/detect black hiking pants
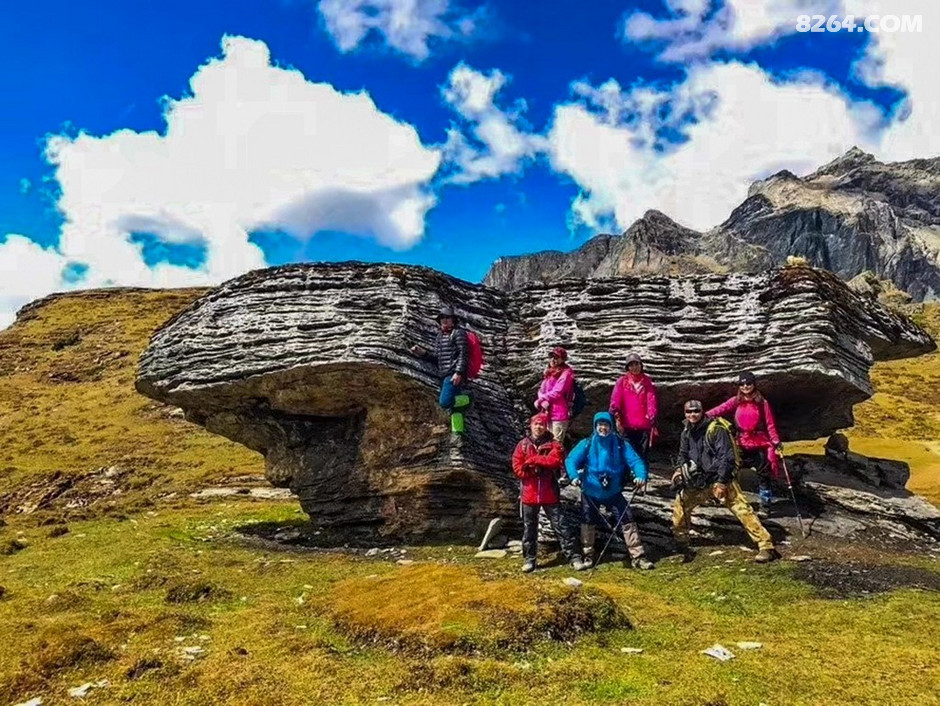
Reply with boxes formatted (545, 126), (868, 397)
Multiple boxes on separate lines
(521, 503), (581, 562)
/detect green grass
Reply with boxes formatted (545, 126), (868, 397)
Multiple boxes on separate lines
(0, 501), (938, 705)
(1, 290), (939, 704)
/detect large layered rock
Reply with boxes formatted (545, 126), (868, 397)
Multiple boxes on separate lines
(136, 263), (934, 543)
(485, 148), (940, 301)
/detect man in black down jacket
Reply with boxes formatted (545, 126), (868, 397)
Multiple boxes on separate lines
(410, 306), (472, 446)
(672, 399), (777, 563)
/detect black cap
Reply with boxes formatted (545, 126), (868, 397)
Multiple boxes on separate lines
(737, 371), (757, 386)
(684, 400), (703, 412)
(437, 306), (457, 321)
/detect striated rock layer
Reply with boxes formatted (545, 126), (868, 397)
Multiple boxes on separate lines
(136, 263), (934, 542)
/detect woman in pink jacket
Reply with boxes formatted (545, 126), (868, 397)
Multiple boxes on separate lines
(706, 371), (783, 511)
(608, 352), (658, 463)
(536, 347), (575, 444)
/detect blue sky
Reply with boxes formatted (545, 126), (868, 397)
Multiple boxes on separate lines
(0, 0), (936, 326)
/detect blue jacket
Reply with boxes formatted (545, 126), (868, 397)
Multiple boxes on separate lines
(566, 411), (648, 500)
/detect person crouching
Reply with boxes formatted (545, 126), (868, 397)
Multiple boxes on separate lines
(511, 413), (590, 573)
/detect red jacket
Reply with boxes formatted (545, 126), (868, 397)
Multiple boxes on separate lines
(511, 433), (565, 505)
(706, 394), (780, 448)
(609, 373), (658, 431)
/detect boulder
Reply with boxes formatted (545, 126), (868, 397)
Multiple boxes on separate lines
(136, 262), (934, 542)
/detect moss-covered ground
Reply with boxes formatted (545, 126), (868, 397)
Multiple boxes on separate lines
(0, 290), (938, 705)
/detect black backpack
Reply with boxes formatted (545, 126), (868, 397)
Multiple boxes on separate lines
(571, 380), (587, 418)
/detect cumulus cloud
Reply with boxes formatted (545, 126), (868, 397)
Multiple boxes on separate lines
(623, 0), (841, 61)
(0, 235), (70, 329)
(554, 0), (940, 232)
(547, 62), (881, 232)
(318, 0), (484, 61)
(0, 35), (441, 328)
(441, 63), (546, 184)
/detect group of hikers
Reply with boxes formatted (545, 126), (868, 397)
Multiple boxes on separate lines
(412, 307), (785, 573)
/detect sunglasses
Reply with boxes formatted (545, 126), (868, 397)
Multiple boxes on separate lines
(684, 409), (703, 414)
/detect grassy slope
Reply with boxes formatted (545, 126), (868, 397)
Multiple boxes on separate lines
(0, 289), (938, 705)
(0, 289), (263, 514)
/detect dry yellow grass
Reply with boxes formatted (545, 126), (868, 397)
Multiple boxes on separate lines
(0, 288), (263, 517)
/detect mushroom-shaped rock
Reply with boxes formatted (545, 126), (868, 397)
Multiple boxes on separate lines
(136, 263), (934, 542)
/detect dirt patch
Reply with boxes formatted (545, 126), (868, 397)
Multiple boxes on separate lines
(0, 538), (27, 555)
(164, 580), (232, 604)
(126, 658), (164, 680)
(794, 560), (940, 598)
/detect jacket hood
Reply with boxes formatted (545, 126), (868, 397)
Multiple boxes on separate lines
(593, 411), (615, 429)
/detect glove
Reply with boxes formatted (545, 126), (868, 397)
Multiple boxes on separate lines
(671, 471), (684, 492)
(571, 477), (582, 488)
(774, 442), (784, 453)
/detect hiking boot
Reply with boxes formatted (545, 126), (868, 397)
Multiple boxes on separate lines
(571, 557), (591, 571)
(674, 543), (696, 563)
(754, 548), (779, 564)
(631, 556), (655, 570)
(521, 559), (536, 573)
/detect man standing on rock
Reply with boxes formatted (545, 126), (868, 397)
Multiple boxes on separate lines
(672, 399), (778, 563)
(410, 306), (472, 447)
(512, 413), (590, 573)
(609, 352), (658, 463)
(566, 412), (654, 570)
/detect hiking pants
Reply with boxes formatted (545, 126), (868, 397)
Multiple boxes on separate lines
(740, 444), (781, 484)
(623, 429), (651, 464)
(672, 479), (773, 551)
(581, 493), (646, 560)
(521, 503), (582, 562)
(439, 377), (471, 433)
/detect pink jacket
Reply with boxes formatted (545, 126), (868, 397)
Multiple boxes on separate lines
(609, 373), (658, 431)
(537, 366), (574, 422)
(707, 395), (780, 448)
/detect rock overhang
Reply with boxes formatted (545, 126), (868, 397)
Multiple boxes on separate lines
(135, 262), (935, 540)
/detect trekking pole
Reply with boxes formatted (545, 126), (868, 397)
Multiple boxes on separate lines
(778, 453), (807, 538)
(589, 487), (639, 574)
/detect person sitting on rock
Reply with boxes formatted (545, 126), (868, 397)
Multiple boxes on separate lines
(535, 346), (576, 445)
(706, 371), (783, 512)
(565, 411), (654, 570)
(410, 306), (472, 447)
(672, 399), (778, 564)
(609, 352), (658, 463)
(512, 413), (590, 573)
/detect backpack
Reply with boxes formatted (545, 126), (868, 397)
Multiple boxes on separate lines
(465, 330), (484, 380)
(570, 380), (587, 418)
(706, 417), (741, 476)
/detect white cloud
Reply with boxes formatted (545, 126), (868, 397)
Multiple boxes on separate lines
(0, 235), (70, 329)
(556, 0), (940, 232)
(548, 61), (881, 232)
(844, 0), (937, 161)
(1, 35), (442, 328)
(440, 63), (546, 184)
(623, 0), (841, 61)
(318, 0), (482, 61)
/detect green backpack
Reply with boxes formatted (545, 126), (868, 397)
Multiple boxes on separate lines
(706, 417), (741, 476)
